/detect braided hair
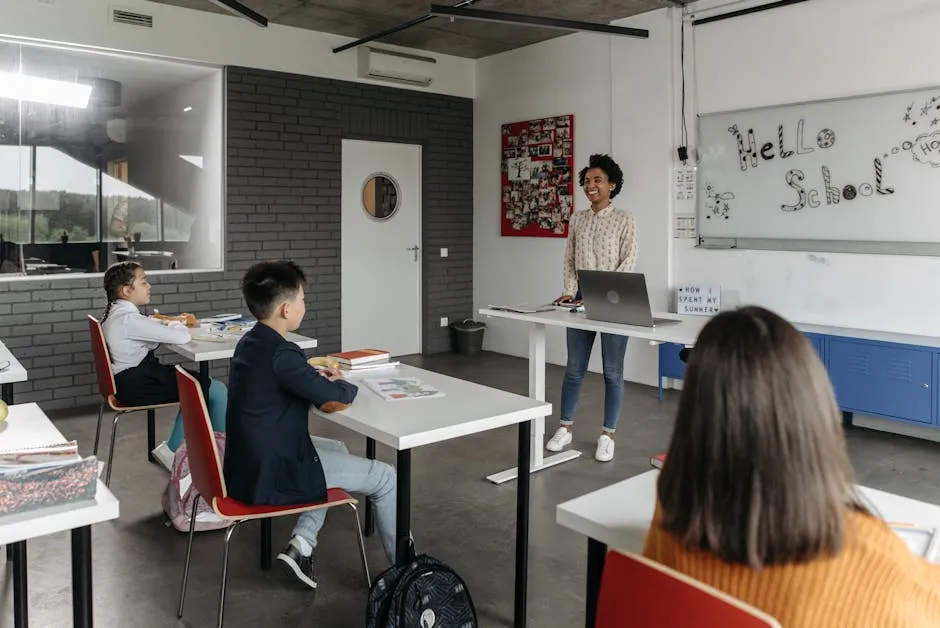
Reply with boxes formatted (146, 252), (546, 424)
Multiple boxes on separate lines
(101, 261), (142, 323)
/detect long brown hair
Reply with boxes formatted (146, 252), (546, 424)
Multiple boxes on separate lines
(657, 306), (867, 568)
(101, 261), (141, 323)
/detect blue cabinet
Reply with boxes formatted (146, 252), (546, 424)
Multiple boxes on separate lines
(828, 339), (933, 425)
(657, 343), (687, 400)
(804, 333), (827, 363)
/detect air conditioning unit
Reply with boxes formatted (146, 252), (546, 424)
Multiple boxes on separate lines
(357, 47), (436, 87)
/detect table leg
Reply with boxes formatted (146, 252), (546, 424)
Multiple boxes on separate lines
(12, 540), (27, 628)
(514, 419), (532, 628)
(487, 323), (580, 484)
(1, 382), (13, 404)
(395, 449), (412, 566)
(260, 519), (272, 571)
(72, 526), (93, 628)
(365, 437), (376, 537)
(842, 410), (854, 427)
(585, 538), (607, 628)
(147, 409), (156, 464)
(199, 361), (210, 390)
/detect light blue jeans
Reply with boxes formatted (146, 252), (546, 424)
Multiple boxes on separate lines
(559, 328), (628, 432)
(293, 436), (397, 565)
(166, 379), (228, 451)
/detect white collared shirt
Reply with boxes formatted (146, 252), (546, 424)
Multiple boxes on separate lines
(562, 204), (638, 296)
(101, 299), (192, 374)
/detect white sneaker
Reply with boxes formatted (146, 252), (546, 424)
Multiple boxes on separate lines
(546, 426), (573, 452)
(151, 441), (175, 473)
(595, 434), (615, 462)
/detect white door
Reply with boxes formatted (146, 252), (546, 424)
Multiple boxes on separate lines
(341, 139), (422, 356)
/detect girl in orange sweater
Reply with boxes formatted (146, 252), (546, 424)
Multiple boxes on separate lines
(643, 306), (940, 627)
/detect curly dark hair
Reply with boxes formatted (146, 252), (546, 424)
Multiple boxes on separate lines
(578, 154), (624, 199)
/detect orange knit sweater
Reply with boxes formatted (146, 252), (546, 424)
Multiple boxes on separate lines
(643, 507), (940, 627)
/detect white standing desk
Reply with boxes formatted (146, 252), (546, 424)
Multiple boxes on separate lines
(556, 469), (940, 628)
(0, 339), (29, 405)
(0, 403), (120, 628)
(478, 308), (843, 484)
(311, 364), (552, 628)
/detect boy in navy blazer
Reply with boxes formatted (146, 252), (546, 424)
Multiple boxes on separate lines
(224, 260), (397, 591)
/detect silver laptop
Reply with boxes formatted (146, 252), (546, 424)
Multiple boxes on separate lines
(577, 270), (681, 328)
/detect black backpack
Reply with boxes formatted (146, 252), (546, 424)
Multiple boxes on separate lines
(366, 549), (478, 628)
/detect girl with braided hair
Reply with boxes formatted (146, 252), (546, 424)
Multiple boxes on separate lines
(100, 261), (227, 471)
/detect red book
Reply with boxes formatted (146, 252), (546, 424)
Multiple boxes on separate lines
(650, 454), (666, 469)
(327, 349), (390, 366)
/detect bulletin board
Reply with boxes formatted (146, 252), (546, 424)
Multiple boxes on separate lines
(500, 114), (575, 237)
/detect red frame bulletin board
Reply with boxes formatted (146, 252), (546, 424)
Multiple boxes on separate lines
(500, 114), (575, 238)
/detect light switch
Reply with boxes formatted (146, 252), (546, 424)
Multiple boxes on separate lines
(440, 248), (448, 258)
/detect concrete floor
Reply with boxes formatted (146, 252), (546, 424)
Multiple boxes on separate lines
(4, 351), (940, 627)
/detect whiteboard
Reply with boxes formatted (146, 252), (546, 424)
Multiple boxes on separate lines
(696, 86), (940, 254)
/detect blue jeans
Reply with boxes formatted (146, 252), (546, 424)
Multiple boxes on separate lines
(560, 328), (628, 432)
(293, 436), (397, 565)
(166, 379), (228, 451)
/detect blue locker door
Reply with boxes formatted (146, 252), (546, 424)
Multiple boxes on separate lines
(804, 333), (826, 362)
(828, 339), (933, 424)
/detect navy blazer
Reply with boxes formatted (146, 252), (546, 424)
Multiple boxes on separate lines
(223, 322), (358, 506)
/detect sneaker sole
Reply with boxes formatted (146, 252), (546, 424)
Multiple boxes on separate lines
(276, 553), (318, 590)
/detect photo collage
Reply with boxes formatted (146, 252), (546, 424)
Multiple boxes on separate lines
(501, 114), (575, 237)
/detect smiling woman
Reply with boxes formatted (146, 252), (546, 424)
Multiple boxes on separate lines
(0, 37), (224, 277)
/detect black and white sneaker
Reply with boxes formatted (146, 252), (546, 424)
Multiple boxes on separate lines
(276, 539), (317, 590)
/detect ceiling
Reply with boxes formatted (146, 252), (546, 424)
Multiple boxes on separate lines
(146, 0), (690, 58)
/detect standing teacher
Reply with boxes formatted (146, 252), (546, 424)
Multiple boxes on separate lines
(549, 153), (637, 462)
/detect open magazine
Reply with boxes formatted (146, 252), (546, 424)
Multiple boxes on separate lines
(363, 377), (444, 401)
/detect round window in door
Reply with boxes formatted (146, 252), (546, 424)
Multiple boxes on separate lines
(361, 173), (401, 221)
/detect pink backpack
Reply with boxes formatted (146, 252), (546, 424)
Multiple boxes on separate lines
(162, 432), (230, 532)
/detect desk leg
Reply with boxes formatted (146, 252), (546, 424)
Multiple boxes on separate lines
(12, 540), (27, 628)
(147, 409), (156, 464)
(842, 411), (854, 428)
(365, 437), (376, 537)
(198, 362), (210, 390)
(585, 538), (607, 628)
(395, 449), (412, 566)
(260, 519), (272, 571)
(514, 419), (532, 628)
(72, 526), (93, 628)
(487, 324), (580, 485)
(1, 382), (12, 404)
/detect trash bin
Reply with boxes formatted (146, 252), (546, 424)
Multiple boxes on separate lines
(450, 319), (486, 356)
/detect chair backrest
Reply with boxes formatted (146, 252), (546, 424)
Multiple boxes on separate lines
(87, 315), (117, 400)
(597, 550), (781, 628)
(175, 366), (227, 502)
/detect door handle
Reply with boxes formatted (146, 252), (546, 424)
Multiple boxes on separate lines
(406, 245), (420, 261)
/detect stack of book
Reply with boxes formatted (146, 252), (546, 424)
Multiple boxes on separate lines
(328, 349), (399, 373)
(0, 441), (99, 515)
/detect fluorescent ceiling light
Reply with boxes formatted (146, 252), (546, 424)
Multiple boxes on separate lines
(0, 71), (92, 108)
(183, 105), (193, 112)
(179, 154), (204, 169)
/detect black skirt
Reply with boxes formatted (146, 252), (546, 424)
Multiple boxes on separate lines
(113, 351), (207, 406)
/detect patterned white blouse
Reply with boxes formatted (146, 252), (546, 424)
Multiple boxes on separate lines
(562, 204), (638, 297)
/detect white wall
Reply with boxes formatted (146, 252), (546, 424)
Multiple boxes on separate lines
(473, 9), (677, 385)
(0, 0), (475, 99)
(677, 0), (940, 335)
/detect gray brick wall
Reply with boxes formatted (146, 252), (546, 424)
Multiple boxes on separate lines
(1, 66), (473, 411)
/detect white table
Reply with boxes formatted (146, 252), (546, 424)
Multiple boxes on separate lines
(311, 364), (552, 628)
(0, 403), (120, 628)
(556, 469), (940, 628)
(478, 307), (841, 484)
(166, 328), (318, 386)
(0, 339), (29, 404)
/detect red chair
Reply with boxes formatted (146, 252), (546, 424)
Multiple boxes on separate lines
(596, 550), (781, 628)
(173, 366), (370, 628)
(87, 315), (178, 487)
